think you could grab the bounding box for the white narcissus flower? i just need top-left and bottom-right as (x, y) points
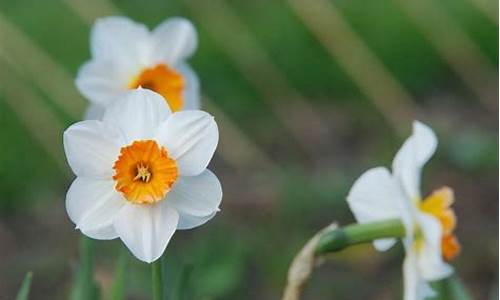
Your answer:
(63, 88), (221, 263)
(77, 16), (200, 120)
(347, 121), (460, 300)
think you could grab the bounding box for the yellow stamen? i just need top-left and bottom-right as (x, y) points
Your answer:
(129, 64), (185, 112)
(133, 163), (152, 183)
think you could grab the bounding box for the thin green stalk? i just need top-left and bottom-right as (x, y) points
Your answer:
(315, 218), (405, 254)
(108, 249), (128, 300)
(152, 258), (163, 300)
(313, 219), (472, 300)
(15, 272), (33, 300)
(430, 275), (473, 300)
(70, 235), (99, 300)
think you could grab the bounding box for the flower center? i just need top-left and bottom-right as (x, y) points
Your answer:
(129, 64), (184, 112)
(113, 140), (178, 204)
(134, 163), (152, 182)
(419, 186), (460, 261)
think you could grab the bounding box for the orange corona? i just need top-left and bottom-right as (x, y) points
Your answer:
(420, 186), (460, 261)
(113, 140), (178, 204)
(129, 64), (185, 112)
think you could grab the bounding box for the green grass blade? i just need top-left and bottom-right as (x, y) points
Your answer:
(107, 249), (128, 300)
(69, 235), (100, 300)
(15, 272), (33, 300)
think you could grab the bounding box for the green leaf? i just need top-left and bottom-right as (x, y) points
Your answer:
(15, 272), (33, 300)
(107, 249), (128, 300)
(69, 235), (100, 300)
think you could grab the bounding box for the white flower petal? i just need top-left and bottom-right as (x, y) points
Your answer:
(103, 89), (172, 144)
(347, 167), (411, 251)
(91, 16), (152, 68)
(76, 60), (130, 107)
(167, 170), (222, 218)
(177, 63), (200, 110)
(392, 121), (438, 200)
(155, 111), (218, 176)
(63, 120), (122, 178)
(417, 212), (454, 281)
(113, 202), (179, 263)
(83, 225), (119, 240)
(403, 252), (418, 300)
(403, 250), (432, 300)
(177, 211), (217, 230)
(84, 103), (106, 121)
(66, 177), (125, 240)
(152, 17), (197, 65)
(421, 282), (437, 299)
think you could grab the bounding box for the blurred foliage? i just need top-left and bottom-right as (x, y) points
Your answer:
(70, 237), (100, 300)
(107, 249), (127, 300)
(15, 271), (33, 300)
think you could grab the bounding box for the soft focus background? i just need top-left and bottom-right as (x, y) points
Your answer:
(0, 0), (498, 299)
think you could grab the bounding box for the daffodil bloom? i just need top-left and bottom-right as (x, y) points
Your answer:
(63, 88), (221, 263)
(76, 16), (200, 119)
(347, 121), (460, 300)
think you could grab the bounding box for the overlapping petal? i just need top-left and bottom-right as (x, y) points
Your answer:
(76, 60), (131, 106)
(155, 111), (218, 176)
(416, 213), (453, 280)
(392, 121), (438, 200)
(177, 63), (200, 110)
(103, 88), (171, 144)
(403, 251), (436, 300)
(152, 17), (197, 65)
(63, 120), (122, 178)
(347, 167), (411, 251)
(113, 202), (179, 263)
(177, 211), (217, 230)
(167, 170), (222, 218)
(91, 16), (152, 67)
(84, 103), (106, 121)
(66, 177), (124, 239)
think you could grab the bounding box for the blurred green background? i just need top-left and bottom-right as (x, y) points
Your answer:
(0, 0), (497, 299)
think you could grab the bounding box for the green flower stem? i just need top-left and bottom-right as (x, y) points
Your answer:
(314, 219), (472, 300)
(152, 258), (163, 300)
(315, 218), (406, 255)
(430, 276), (473, 300)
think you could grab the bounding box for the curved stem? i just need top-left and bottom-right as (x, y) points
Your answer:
(284, 218), (472, 300)
(283, 219), (405, 300)
(315, 218), (405, 254)
(152, 259), (162, 300)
